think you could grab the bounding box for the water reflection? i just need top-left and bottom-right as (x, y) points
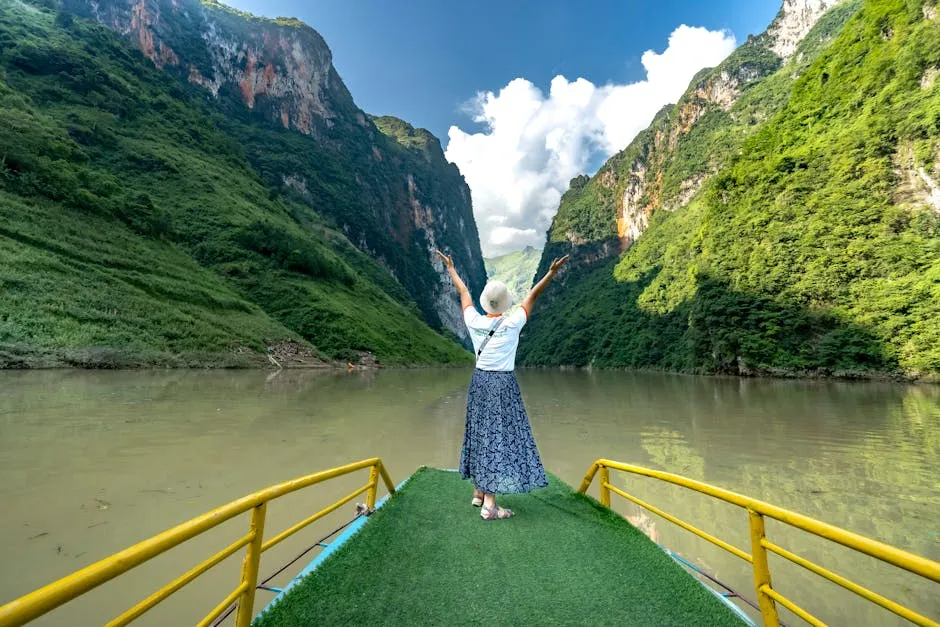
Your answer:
(0, 369), (937, 625)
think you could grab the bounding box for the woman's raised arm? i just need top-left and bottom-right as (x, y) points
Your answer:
(522, 255), (569, 316)
(435, 249), (474, 311)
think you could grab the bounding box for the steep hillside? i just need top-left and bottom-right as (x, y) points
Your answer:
(522, 0), (940, 379)
(370, 115), (488, 335)
(64, 0), (487, 342)
(484, 246), (542, 303)
(0, 0), (478, 367)
(545, 0), (854, 255)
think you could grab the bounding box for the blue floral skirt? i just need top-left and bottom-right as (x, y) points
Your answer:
(459, 368), (548, 494)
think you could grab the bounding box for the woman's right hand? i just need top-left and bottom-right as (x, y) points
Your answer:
(434, 249), (454, 269)
(549, 255), (570, 274)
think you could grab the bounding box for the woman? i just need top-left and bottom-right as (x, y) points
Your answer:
(435, 249), (569, 520)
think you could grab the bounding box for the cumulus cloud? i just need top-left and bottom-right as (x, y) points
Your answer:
(445, 25), (737, 256)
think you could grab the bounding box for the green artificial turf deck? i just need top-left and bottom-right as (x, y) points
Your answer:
(253, 468), (746, 626)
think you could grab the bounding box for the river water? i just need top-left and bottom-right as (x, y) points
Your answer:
(0, 369), (937, 626)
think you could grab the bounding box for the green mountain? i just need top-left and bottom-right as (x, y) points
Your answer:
(0, 0), (488, 367)
(483, 246), (542, 304)
(522, 0), (940, 380)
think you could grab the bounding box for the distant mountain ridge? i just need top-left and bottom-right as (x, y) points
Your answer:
(0, 0), (486, 366)
(522, 0), (940, 379)
(483, 246), (542, 305)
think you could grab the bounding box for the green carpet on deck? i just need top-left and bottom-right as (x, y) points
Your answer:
(253, 468), (745, 626)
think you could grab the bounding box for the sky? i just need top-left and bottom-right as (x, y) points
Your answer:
(223, 0), (783, 256)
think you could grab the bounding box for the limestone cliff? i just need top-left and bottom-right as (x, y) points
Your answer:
(371, 115), (488, 339)
(520, 0), (940, 378)
(0, 0), (481, 366)
(63, 0), (487, 342)
(539, 0), (856, 281)
(768, 0), (843, 58)
(71, 0), (350, 134)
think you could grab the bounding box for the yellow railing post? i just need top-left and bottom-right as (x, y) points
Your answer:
(599, 465), (611, 508)
(0, 459), (396, 627)
(578, 459), (939, 626)
(578, 461), (599, 493)
(378, 462), (397, 496)
(366, 463), (380, 510)
(5, 458), (938, 627)
(233, 503), (267, 627)
(749, 509), (780, 626)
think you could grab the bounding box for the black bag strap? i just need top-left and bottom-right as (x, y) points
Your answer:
(476, 316), (506, 358)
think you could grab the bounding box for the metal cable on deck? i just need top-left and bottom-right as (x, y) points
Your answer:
(208, 513), (363, 627)
(661, 545), (786, 626)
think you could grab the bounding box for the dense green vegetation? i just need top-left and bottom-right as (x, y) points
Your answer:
(0, 0), (473, 367)
(0, 190), (294, 368)
(523, 0), (940, 379)
(484, 246), (542, 302)
(371, 115), (438, 152)
(548, 1), (863, 247)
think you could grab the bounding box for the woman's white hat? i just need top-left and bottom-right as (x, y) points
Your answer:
(480, 280), (511, 315)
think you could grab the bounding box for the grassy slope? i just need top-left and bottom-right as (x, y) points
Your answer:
(522, 0), (940, 378)
(0, 1), (471, 367)
(484, 246), (542, 302)
(254, 468), (744, 626)
(0, 191), (295, 367)
(371, 115), (438, 151)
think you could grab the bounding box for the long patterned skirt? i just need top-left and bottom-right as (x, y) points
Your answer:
(459, 368), (548, 494)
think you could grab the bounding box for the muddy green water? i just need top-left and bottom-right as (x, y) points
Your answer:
(0, 369), (937, 626)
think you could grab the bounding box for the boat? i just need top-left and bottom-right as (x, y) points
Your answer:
(0, 457), (937, 626)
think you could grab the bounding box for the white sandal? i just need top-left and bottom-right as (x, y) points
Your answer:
(480, 504), (514, 520)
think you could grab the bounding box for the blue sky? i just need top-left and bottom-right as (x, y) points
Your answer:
(224, 0), (780, 140)
(223, 0), (784, 255)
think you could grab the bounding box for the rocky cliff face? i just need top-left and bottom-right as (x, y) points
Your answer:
(64, 0), (486, 341)
(521, 0), (940, 377)
(540, 0), (853, 283)
(371, 115), (487, 340)
(768, 0), (843, 58)
(72, 0), (350, 134)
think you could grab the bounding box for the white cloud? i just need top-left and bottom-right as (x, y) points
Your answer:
(445, 25), (737, 256)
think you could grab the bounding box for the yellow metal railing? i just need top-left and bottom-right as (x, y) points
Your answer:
(0, 458), (396, 627)
(579, 459), (940, 627)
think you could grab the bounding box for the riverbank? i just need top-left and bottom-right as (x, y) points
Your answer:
(0, 341), (347, 370)
(0, 341), (470, 370)
(6, 345), (936, 382)
(534, 363), (937, 384)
